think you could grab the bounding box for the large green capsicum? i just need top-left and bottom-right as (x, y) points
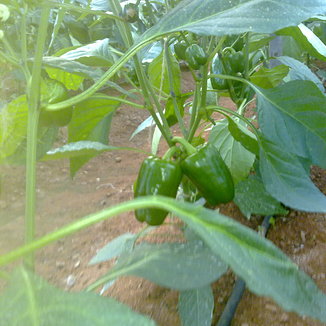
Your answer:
(181, 144), (234, 206)
(134, 157), (182, 225)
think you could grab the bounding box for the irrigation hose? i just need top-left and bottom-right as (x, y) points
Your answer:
(216, 215), (273, 326)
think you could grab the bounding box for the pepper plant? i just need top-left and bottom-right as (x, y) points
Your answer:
(0, 0), (326, 325)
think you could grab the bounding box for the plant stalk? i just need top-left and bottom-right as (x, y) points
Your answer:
(24, 3), (51, 271)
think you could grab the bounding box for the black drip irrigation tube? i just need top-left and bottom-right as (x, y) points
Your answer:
(216, 215), (273, 326)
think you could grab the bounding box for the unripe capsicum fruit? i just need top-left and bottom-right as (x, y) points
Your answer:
(185, 44), (207, 70)
(39, 79), (73, 127)
(181, 144), (234, 206)
(134, 157), (182, 225)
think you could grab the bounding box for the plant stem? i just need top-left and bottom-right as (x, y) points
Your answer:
(20, 3), (30, 80)
(0, 197), (185, 267)
(172, 136), (196, 155)
(187, 80), (201, 141)
(164, 38), (187, 137)
(108, 0), (173, 146)
(207, 105), (260, 140)
(24, 3), (51, 271)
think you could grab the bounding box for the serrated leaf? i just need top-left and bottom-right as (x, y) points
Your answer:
(259, 138), (326, 213)
(179, 285), (214, 326)
(139, 0), (326, 41)
(89, 233), (136, 265)
(0, 267), (156, 326)
(250, 65), (289, 89)
(209, 119), (256, 184)
(98, 241), (228, 291)
(277, 56), (325, 92)
(234, 175), (289, 219)
(277, 23), (326, 61)
(255, 80), (326, 168)
(61, 39), (115, 67)
(42, 141), (143, 161)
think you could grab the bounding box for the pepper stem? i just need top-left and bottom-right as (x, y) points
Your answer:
(172, 137), (197, 155)
(162, 146), (179, 160)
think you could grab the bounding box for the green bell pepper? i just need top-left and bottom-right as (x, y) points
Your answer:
(185, 44), (207, 69)
(181, 144), (234, 206)
(134, 157), (182, 225)
(211, 54), (228, 90)
(174, 41), (188, 61)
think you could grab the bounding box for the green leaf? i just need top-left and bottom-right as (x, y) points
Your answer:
(226, 116), (259, 156)
(41, 141), (143, 161)
(151, 198), (326, 322)
(178, 285), (214, 326)
(248, 34), (275, 52)
(250, 65), (289, 89)
(209, 119), (256, 184)
(0, 95), (28, 161)
(68, 93), (121, 176)
(277, 56), (325, 92)
(277, 23), (326, 61)
(43, 56), (103, 80)
(234, 175), (289, 219)
(139, 0), (326, 41)
(46, 65), (85, 91)
(89, 233), (136, 265)
(61, 39), (115, 67)
(98, 241), (228, 291)
(259, 138), (326, 213)
(4, 126), (58, 165)
(0, 267), (156, 326)
(148, 49), (181, 97)
(256, 80), (326, 168)
(1, 196), (326, 322)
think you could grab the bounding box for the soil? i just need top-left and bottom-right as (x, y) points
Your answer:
(0, 72), (325, 326)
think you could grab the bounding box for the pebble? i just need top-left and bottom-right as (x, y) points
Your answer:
(265, 303), (277, 312)
(66, 274), (76, 287)
(280, 312), (289, 322)
(74, 260), (81, 268)
(115, 156), (122, 163)
(56, 261), (65, 269)
(300, 231), (306, 243)
(96, 177), (101, 182)
(241, 323), (249, 326)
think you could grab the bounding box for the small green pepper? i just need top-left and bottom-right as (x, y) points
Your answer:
(225, 51), (245, 74)
(185, 44), (207, 69)
(174, 41), (188, 61)
(134, 157), (182, 225)
(211, 54), (228, 90)
(39, 79), (73, 127)
(186, 44), (207, 70)
(181, 144), (234, 206)
(122, 3), (139, 23)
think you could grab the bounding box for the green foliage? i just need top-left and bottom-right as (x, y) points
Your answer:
(91, 240), (228, 291)
(179, 285), (214, 326)
(209, 119), (256, 184)
(0, 267), (157, 326)
(1, 0), (326, 325)
(234, 175), (289, 218)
